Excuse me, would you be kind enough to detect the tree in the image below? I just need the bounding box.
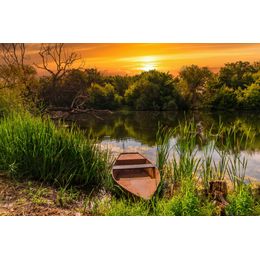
[107,75,132,97]
[218,61,255,89]
[0,43,38,110]
[239,83,260,109]
[87,83,120,109]
[84,68,104,87]
[179,65,213,108]
[125,70,182,110]
[0,43,37,90]
[35,43,80,87]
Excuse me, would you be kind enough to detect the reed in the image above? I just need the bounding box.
[156,124,174,172]
[171,120,201,183]
[0,112,112,188]
[219,123,252,190]
[155,124,175,196]
[227,154,247,190]
[200,141,215,189]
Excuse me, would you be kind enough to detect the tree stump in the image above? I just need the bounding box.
[209,180,228,206]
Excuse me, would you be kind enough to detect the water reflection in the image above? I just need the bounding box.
[67,111,260,180]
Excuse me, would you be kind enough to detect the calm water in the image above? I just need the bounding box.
[67,111,260,181]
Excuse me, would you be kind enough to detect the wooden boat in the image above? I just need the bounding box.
[112,152,160,200]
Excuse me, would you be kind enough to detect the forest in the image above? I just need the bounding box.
[1,43,260,116]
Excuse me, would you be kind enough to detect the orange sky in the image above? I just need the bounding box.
[27,43,260,75]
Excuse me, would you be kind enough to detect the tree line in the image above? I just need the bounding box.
[1,43,260,113]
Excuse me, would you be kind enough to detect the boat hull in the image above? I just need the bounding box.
[112,153,160,200]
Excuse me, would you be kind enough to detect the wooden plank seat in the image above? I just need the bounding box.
[112,153,161,200]
[113,163,155,170]
[115,153,147,165]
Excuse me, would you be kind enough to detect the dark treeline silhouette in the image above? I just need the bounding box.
[1,43,260,114]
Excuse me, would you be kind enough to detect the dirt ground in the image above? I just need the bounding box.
[0,172,94,216]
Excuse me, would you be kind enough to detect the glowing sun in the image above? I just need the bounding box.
[141,63,156,71]
[139,56,157,71]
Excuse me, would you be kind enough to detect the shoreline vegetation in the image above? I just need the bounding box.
[1,43,260,215]
[1,113,260,216]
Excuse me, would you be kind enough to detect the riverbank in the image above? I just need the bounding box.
[0,172,90,216]
[2,171,260,216]
[2,112,260,216]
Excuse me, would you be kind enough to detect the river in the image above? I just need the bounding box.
[67,110,260,181]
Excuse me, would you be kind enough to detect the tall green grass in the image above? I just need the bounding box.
[171,120,200,183]
[0,112,112,188]
[156,119,255,192]
[156,124,175,196]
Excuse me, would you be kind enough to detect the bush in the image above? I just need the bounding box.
[225,185,254,216]
[156,179,201,216]
[0,113,112,188]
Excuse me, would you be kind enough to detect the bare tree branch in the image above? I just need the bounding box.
[35,43,80,86]
[0,43,26,69]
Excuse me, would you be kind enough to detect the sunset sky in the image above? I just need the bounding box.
[28,43,260,75]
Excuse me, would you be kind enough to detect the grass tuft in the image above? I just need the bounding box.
[0,112,112,189]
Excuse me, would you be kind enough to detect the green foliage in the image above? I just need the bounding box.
[125,70,184,110]
[107,75,133,96]
[179,65,213,107]
[0,113,112,188]
[225,185,254,216]
[156,124,174,171]
[239,83,260,110]
[209,86,238,109]
[87,83,120,109]
[0,88,24,116]
[156,179,200,216]
[94,179,219,216]
[218,61,255,90]
[252,203,260,216]
[35,61,260,111]
[84,68,104,86]
[171,120,200,183]
[199,200,220,216]
[38,69,87,107]
[95,197,151,216]
[0,63,37,90]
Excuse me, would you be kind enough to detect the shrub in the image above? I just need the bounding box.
[156,179,200,216]
[225,185,254,216]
